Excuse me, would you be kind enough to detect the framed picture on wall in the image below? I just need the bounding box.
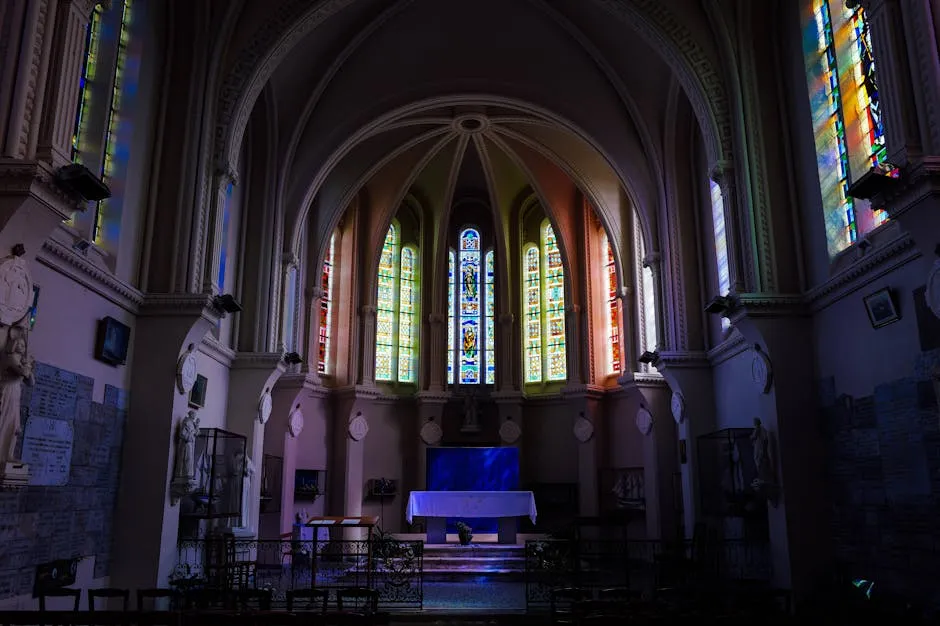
[94,316,131,366]
[863,287,901,329]
[189,374,208,408]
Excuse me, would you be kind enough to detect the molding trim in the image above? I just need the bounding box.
[199,336,237,368]
[707,331,748,365]
[37,238,144,313]
[232,351,284,371]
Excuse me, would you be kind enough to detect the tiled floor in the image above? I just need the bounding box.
[422,580,526,611]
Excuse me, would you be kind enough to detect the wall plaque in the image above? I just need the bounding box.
[21,417,74,486]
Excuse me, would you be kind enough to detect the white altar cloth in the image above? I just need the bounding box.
[406,490,537,524]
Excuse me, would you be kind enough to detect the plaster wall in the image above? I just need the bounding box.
[521,401,578,484]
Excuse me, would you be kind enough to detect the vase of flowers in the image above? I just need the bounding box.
[455,521,473,545]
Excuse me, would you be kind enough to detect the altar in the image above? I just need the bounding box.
[406,490,537,544]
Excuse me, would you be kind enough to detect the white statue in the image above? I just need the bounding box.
[170,410,199,501]
[230,449,255,528]
[0,325,34,465]
[751,417,772,483]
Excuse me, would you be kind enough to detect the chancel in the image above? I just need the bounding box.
[2,0,940,623]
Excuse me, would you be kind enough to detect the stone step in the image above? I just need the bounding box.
[422,555,525,569]
[421,568,526,582]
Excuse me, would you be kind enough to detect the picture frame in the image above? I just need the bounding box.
[188,374,208,408]
[863,287,901,329]
[94,316,131,365]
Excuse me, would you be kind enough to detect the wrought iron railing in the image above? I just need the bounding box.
[175,537,423,609]
[523,538,771,608]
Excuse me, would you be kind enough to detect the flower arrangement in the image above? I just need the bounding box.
[455,521,473,545]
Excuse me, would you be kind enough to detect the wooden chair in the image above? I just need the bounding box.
[136,588,180,611]
[286,588,329,613]
[233,588,272,611]
[37,587,81,611]
[336,587,378,613]
[183,587,228,610]
[87,588,129,611]
[549,587,591,624]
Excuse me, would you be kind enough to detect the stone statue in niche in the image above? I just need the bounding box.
[0,324,34,466]
[170,410,200,502]
[461,389,480,433]
[230,449,254,529]
[750,417,779,506]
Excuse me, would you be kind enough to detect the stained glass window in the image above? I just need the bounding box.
[72,5,104,165]
[523,246,541,383]
[602,232,621,375]
[217,182,234,292]
[803,0,891,257]
[398,246,418,383]
[318,232,336,374]
[375,225,399,381]
[635,221,658,372]
[448,228,493,385]
[710,181,731,332]
[542,223,566,381]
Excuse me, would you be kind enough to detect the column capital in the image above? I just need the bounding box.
[282,252,300,269]
[498,313,514,325]
[428,313,445,325]
[642,253,661,269]
[618,286,633,299]
[709,160,735,185]
[305,287,325,300]
[360,305,377,316]
[215,164,238,188]
[564,304,581,315]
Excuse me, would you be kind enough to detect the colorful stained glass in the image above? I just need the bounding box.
[635,222,658,370]
[458,229,481,384]
[318,233,336,374]
[603,234,621,375]
[448,250,456,385]
[375,225,398,381]
[217,182,234,292]
[523,246,541,383]
[710,181,731,332]
[542,224,566,381]
[484,250,495,384]
[72,5,103,165]
[804,0,890,257]
[398,246,417,383]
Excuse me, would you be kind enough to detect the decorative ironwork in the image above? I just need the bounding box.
[176,537,423,609]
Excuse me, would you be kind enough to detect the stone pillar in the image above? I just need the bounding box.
[565,305,583,384]
[562,384,605,517]
[204,168,237,295]
[329,387,377,540]
[303,286,324,383]
[729,298,828,601]
[642,254,664,351]
[110,295,222,590]
[414,392,448,503]
[426,314,446,391]
[711,162,746,293]
[225,353,286,537]
[493,391,524,477]
[497,314,514,390]
[35,0,101,167]
[357,306,377,386]
[653,351,716,538]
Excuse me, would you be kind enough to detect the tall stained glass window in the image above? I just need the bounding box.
[542,223,566,381]
[72,5,104,165]
[635,220,658,372]
[523,246,541,383]
[803,0,891,257]
[374,223,420,383]
[710,181,731,331]
[318,233,336,374]
[601,232,621,375]
[448,228,494,385]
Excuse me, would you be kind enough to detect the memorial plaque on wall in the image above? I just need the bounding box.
[21,417,74,486]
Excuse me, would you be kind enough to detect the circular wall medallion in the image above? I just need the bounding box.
[636,408,654,436]
[0,256,33,326]
[420,420,443,446]
[288,408,304,438]
[348,414,369,441]
[751,348,773,394]
[499,420,521,444]
[926,259,940,320]
[258,392,273,425]
[671,392,685,424]
[573,416,594,443]
[176,349,197,395]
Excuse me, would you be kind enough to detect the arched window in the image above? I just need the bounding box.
[523,222,567,383]
[803,1,892,257]
[523,245,541,382]
[600,231,621,375]
[318,232,336,375]
[375,223,420,383]
[634,221,657,371]
[448,227,494,385]
[70,0,139,254]
[710,181,731,331]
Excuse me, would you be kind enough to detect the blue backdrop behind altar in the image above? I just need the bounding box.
[426,446,520,533]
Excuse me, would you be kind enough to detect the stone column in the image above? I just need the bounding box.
[497,313,514,390]
[357,305,377,386]
[225,353,286,537]
[35,0,101,167]
[204,168,237,294]
[303,286,324,383]
[565,305,583,384]
[562,384,605,517]
[653,351,716,538]
[711,162,746,293]
[493,391,525,477]
[328,387,377,540]
[426,314,446,391]
[414,392,448,504]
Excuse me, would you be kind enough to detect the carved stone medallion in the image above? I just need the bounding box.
[751,347,773,394]
[0,255,33,326]
[636,408,654,436]
[420,420,443,446]
[926,259,940,320]
[671,392,685,424]
[176,346,198,395]
[288,408,304,438]
[348,413,369,441]
[573,416,594,443]
[258,391,273,425]
[499,419,521,444]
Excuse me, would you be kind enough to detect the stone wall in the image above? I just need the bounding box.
[0,363,127,598]
[820,348,940,604]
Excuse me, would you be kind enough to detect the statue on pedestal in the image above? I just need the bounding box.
[461,389,480,433]
[170,410,200,503]
[230,449,255,529]
[750,417,779,505]
[0,325,34,480]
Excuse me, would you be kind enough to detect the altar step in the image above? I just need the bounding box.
[421,544,526,582]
